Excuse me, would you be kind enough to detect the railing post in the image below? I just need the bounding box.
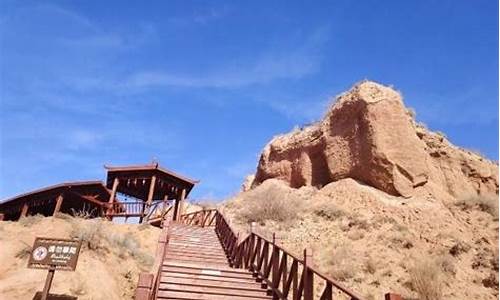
[303,249,314,300]
[134,273,153,300]
[272,233,280,300]
[385,293,403,300]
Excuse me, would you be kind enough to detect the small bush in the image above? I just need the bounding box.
[327,246,356,281]
[312,202,345,220]
[454,195,499,220]
[18,214,44,227]
[15,243,32,259]
[70,219,104,250]
[364,256,378,274]
[449,240,471,257]
[436,254,456,276]
[410,258,443,300]
[71,205,98,219]
[236,183,301,224]
[389,232,413,249]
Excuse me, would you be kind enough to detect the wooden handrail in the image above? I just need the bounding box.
[180,209,401,300]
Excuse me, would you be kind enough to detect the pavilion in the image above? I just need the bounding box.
[0,163,198,225]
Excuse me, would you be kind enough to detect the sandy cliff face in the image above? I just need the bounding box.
[253,81,498,199]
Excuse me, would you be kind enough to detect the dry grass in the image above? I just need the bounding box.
[70,219,105,250]
[326,245,356,281]
[454,195,499,220]
[409,258,443,300]
[18,214,44,227]
[69,218,154,266]
[15,242,32,259]
[236,183,302,224]
[71,205,98,219]
[364,256,378,274]
[312,202,345,220]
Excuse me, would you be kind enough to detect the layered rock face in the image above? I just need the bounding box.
[253,81,498,198]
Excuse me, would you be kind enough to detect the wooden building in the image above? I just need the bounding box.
[0,163,198,225]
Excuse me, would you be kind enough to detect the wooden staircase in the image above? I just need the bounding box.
[135,209,404,300]
[157,223,272,299]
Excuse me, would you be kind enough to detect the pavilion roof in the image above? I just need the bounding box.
[104,163,198,200]
[0,181,111,208]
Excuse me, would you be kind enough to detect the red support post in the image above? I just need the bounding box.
[385,293,404,300]
[303,249,314,300]
[134,273,154,300]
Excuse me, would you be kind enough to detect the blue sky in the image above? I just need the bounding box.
[0,0,498,201]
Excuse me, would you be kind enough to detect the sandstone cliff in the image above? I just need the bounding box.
[253,81,498,199]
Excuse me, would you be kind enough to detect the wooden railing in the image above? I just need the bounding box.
[134,219,171,300]
[179,209,217,227]
[181,209,403,300]
[107,201,145,217]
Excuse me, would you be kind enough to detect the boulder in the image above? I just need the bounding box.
[253,81,498,199]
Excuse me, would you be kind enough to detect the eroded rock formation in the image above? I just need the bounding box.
[253,81,498,198]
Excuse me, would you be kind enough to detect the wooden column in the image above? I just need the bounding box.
[107,178,119,220]
[173,188,185,221]
[179,188,186,217]
[0,213,4,221]
[146,175,157,206]
[20,202,29,218]
[141,175,157,224]
[53,194,64,216]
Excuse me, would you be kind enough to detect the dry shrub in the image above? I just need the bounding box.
[410,258,443,300]
[364,256,378,274]
[454,195,499,220]
[389,231,413,249]
[70,219,105,250]
[71,205,98,219]
[236,183,302,224]
[436,254,456,276]
[15,243,32,259]
[449,240,471,257]
[326,246,356,281]
[18,214,44,227]
[108,232,153,266]
[312,202,345,220]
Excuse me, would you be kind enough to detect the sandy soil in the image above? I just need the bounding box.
[223,178,499,300]
[0,214,160,300]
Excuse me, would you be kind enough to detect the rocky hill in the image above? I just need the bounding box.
[227,81,499,300]
[251,81,498,201]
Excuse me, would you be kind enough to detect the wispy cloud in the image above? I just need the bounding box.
[408,87,498,126]
[66,26,330,91]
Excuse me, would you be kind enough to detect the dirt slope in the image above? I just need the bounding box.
[0,215,159,300]
[228,81,499,300]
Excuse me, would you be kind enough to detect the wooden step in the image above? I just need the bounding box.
[160,276,265,291]
[156,289,272,300]
[164,253,228,262]
[161,272,259,284]
[158,283,271,298]
[162,267,253,280]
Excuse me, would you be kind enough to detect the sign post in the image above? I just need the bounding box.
[28,237,82,300]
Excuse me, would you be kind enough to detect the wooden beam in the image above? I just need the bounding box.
[146,175,157,206]
[108,177,119,204]
[107,178,119,221]
[20,202,29,218]
[172,188,186,221]
[179,188,186,217]
[53,194,64,216]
